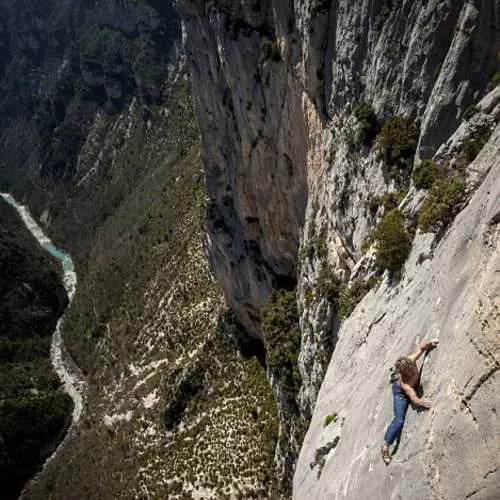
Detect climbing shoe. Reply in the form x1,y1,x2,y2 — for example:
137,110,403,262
381,446,391,465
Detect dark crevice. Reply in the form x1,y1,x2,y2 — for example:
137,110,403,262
163,364,205,431
218,310,266,366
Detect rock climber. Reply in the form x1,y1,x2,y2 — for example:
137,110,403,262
381,338,439,465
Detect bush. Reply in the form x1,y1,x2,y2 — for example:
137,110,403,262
376,116,419,164
353,101,377,145
418,173,466,233
487,71,500,92
204,0,223,14
316,265,341,305
323,413,338,427
299,234,327,262
261,290,301,399
462,105,479,121
311,0,332,18
380,0,394,20
315,235,328,260
461,125,492,164
372,209,412,274
366,189,407,215
412,160,445,190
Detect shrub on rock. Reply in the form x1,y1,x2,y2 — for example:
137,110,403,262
418,173,466,234
372,209,412,274
412,160,445,190
353,101,377,145
261,290,301,399
377,116,419,164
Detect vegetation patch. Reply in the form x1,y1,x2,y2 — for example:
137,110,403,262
316,265,342,306
462,105,479,121
366,189,407,216
261,290,301,399
460,124,492,164
323,413,338,427
415,125,490,236
412,160,446,190
372,209,413,274
487,71,500,91
353,101,377,145
259,36,281,64
380,0,394,20
311,0,332,18
204,0,224,14
376,116,419,165
299,233,328,262
418,172,466,234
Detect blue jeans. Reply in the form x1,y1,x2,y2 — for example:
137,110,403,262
384,380,410,445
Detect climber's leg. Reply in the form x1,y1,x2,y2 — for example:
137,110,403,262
384,392,410,445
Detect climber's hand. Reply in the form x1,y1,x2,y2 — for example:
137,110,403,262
422,339,439,351
418,398,432,409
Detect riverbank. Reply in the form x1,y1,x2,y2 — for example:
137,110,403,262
0,193,85,465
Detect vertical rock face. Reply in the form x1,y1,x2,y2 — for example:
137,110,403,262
179,0,313,337
180,0,498,336
180,0,500,492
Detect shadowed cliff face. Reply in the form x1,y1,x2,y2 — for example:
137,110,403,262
179,1,311,338
179,0,499,492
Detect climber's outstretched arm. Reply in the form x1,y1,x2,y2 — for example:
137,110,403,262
408,339,439,362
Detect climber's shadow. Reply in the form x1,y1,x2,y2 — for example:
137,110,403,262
391,435,402,456
413,348,435,413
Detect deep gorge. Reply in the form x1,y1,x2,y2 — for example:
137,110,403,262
0,0,498,498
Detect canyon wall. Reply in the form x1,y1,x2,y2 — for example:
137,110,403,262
179,0,500,493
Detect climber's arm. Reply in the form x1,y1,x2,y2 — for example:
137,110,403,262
408,339,439,362
400,381,431,408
